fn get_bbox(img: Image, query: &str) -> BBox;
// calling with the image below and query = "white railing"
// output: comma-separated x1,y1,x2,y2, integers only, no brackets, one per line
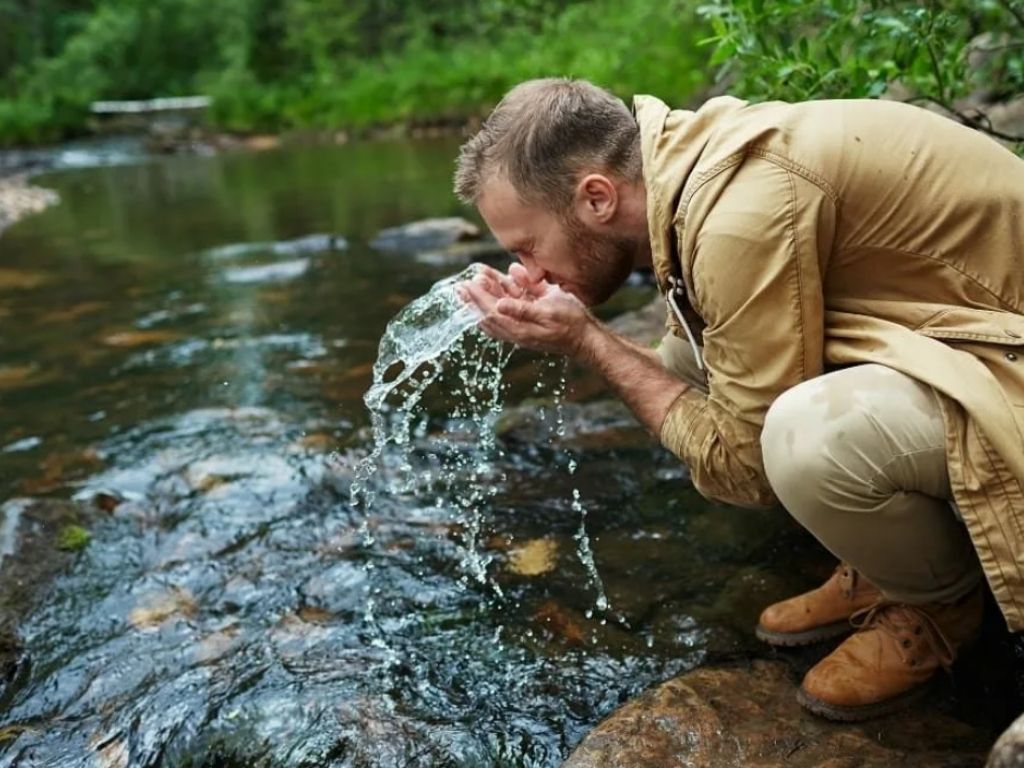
90,96,211,115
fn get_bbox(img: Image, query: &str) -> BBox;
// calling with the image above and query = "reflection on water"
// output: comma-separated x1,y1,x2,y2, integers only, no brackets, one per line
0,140,822,766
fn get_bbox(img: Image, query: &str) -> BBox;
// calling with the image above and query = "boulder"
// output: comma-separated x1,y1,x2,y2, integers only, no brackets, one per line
562,660,992,768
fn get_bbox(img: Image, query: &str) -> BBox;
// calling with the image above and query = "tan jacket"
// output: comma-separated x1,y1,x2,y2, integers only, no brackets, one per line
634,95,1024,630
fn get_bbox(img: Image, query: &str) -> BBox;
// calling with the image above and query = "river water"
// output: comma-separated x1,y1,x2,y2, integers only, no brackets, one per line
0,139,1006,766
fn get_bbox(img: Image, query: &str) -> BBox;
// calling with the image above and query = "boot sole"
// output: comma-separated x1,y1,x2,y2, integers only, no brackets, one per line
796,678,935,722
754,620,851,648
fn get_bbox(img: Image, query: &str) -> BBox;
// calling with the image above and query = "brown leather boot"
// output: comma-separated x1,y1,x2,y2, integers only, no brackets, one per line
797,586,984,721
756,563,882,647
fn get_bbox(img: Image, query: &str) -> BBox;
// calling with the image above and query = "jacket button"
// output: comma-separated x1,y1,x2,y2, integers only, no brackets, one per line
1007,352,1019,362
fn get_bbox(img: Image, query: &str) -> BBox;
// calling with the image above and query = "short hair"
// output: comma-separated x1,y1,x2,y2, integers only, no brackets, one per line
454,78,642,213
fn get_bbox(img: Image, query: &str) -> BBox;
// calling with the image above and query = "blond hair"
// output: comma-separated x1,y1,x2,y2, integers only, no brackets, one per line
454,78,642,213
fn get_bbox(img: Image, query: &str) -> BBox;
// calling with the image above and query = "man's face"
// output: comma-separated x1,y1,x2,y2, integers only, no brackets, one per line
477,178,636,307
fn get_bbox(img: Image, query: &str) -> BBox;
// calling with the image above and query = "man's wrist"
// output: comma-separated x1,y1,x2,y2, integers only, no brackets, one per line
573,317,607,363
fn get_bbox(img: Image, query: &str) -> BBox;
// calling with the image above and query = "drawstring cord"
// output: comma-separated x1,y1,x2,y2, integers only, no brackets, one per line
665,275,705,372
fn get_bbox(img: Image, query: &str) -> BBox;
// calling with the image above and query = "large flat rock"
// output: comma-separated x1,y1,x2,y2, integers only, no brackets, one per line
562,660,991,768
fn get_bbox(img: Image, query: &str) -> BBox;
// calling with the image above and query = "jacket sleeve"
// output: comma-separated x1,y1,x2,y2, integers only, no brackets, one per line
660,158,834,508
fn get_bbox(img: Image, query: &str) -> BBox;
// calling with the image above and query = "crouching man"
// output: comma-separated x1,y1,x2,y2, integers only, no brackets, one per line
456,78,1024,721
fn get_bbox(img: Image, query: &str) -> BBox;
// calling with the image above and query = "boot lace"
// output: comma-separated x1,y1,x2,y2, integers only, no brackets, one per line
849,601,957,669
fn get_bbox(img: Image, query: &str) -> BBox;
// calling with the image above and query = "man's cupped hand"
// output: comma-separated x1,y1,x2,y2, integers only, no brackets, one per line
457,264,595,357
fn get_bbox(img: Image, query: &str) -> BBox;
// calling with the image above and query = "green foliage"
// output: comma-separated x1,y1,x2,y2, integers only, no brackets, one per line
56,524,91,552
0,0,710,144
263,0,707,132
698,0,1024,149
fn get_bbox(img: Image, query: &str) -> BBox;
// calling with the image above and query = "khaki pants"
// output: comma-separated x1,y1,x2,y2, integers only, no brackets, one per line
659,332,982,604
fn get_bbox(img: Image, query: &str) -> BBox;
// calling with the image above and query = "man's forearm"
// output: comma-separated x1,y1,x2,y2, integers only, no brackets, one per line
575,319,689,436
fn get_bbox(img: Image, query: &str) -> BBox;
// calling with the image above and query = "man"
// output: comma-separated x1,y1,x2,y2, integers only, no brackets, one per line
455,77,1024,721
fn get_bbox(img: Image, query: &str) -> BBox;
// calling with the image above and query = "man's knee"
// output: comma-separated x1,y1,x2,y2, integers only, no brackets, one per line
760,379,844,521
760,365,948,519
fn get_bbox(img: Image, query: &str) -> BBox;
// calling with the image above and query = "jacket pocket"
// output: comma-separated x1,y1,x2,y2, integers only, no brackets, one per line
916,308,1024,345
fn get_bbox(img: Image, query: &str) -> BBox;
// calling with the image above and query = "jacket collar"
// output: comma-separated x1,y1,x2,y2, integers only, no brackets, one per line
633,94,747,293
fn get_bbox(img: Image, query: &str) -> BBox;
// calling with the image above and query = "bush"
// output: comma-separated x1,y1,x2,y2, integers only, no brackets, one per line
698,0,1024,150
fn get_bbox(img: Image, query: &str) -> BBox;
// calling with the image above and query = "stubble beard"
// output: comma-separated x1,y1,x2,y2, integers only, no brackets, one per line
567,221,639,307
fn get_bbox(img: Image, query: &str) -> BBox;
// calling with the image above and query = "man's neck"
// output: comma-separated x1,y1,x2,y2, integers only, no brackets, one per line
620,181,653,269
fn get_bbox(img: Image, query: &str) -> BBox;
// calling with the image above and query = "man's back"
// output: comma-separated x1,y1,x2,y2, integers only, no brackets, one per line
750,99,1023,312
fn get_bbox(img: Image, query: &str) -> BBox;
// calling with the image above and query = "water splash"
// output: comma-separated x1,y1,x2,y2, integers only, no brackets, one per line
347,265,514,652
548,359,611,615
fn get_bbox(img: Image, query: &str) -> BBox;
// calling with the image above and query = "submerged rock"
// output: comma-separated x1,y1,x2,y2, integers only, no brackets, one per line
370,217,481,253
414,239,509,267
495,398,652,452
562,660,991,768
0,174,59,237
203,233,347,260
222,258,310,284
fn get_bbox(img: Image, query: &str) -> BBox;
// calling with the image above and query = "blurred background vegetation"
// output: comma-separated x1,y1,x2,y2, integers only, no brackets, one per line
0,0,1021,148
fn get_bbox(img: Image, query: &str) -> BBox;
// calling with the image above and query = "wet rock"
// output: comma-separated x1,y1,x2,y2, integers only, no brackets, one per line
496,398,652,452
90,733,129,768
533,599,588,646
415,239,510,267
0,267,50,291
203,233,346,260
0,173,59,237
40,300,107,324
562,660,992,768
507,537,559,576
0,364,46,390
128,587,198,630
191,623,242,665
0,625,19,682
370,217,481,253
292,432,337,453
268,233,346,256
222,258,310,284
101,329,182,348
0,498,90,681
91,489,124,513
20,446,103,494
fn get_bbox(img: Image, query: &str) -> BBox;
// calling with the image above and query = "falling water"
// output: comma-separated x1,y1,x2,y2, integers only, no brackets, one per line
350,264,611,649
348,264,513,645
548,360,611,615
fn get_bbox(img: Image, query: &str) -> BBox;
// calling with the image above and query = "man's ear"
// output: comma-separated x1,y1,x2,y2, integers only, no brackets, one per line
575,174,618,226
